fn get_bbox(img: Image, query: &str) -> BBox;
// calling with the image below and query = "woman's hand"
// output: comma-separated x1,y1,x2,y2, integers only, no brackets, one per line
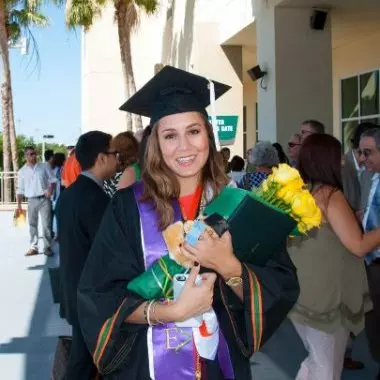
180,231,242,280
172,265,217,321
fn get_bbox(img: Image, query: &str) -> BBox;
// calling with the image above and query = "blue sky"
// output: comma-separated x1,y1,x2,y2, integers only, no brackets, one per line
5,3,81,146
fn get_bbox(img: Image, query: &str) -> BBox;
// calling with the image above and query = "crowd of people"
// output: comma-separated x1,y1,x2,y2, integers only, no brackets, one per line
15,130,145,254
220,119,380,380
15,66,380,380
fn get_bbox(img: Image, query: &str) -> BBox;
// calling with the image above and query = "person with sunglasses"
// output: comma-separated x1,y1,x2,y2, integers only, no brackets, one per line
16,146,56,257
56,131,118,380
359,127,380,380
342,123,377,215
340,122,378,371
287,133,302,167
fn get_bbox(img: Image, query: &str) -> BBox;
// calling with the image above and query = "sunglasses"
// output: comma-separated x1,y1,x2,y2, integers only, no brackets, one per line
288,142,301,148
26,152,36,156
104,151,119,158
358,149,372,158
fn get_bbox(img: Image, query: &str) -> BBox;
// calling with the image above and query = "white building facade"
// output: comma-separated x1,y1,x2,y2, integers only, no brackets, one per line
82,0,380,156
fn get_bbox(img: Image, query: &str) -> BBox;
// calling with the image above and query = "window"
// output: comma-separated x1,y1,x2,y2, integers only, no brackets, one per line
341,70,380,152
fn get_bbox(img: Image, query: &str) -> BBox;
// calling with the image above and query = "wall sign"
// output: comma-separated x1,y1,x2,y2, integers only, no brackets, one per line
209,115,238,146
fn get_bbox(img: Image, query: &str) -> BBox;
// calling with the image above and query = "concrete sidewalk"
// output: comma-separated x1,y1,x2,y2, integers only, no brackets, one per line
0,212,70,380
0,211,377,379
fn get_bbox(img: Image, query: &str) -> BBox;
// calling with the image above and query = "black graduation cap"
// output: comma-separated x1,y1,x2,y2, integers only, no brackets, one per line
119,66,231,127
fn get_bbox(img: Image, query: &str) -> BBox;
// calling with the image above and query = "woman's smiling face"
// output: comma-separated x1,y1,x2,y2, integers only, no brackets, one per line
157,111,210,181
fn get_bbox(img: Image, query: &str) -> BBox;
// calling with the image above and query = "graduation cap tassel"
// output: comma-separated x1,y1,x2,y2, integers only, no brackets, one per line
207,79,220,151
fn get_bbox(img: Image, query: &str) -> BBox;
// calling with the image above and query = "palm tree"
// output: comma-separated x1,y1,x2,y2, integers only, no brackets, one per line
0,0,12,201
0,0,47,201
66,0,158,131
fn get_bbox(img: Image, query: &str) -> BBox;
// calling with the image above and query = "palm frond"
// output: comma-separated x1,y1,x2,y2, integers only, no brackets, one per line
120,0,158,32
24,0,44,11
51,0,65,6
22,27,42,76
9,8,49,28
65,0,103,29
6,21,21,45
4,0,49,77
95,0,107,7
133,0,158,15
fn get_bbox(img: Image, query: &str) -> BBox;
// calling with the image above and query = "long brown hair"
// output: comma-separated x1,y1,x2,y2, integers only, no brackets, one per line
298,133,343,190
142,113,229,230
298,133,343,212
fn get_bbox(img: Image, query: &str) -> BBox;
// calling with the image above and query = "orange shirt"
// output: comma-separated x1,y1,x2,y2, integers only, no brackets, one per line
62,154,81,188
179,185,203,220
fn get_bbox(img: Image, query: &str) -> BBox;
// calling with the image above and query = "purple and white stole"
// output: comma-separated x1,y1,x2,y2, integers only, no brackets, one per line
132,183,235,380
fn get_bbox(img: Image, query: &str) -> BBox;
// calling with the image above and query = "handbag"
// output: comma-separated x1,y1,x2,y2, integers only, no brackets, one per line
51,336,72,380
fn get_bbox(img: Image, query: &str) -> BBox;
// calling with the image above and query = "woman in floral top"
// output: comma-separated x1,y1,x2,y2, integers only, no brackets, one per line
239,141,280,190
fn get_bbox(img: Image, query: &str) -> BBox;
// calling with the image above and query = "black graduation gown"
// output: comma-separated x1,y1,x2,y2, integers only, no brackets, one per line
56,174,110,325
77,187,300,379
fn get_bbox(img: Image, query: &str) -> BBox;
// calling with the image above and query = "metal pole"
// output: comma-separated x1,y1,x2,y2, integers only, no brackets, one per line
41,135,54,162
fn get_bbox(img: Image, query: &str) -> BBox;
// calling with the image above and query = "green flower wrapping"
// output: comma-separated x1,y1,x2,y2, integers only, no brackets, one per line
127,254,187,300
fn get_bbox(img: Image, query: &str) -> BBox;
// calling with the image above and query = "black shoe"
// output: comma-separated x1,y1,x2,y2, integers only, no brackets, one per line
44,248,53,257
344,357,364,370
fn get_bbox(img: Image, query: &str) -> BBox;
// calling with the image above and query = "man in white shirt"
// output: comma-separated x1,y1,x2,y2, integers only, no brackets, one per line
359,128,380,380
16,146,56,256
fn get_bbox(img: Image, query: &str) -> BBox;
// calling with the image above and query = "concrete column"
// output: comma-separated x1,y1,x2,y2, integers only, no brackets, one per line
256,6,333,146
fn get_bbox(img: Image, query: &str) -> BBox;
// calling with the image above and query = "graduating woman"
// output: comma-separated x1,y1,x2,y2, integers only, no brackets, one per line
77,66,300,379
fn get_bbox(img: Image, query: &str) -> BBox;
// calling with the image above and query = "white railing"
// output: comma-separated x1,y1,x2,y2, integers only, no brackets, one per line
0,171,18,204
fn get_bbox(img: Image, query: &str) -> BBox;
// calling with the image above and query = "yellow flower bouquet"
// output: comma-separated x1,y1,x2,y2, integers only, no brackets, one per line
254,164,321,235
128,165,321,300
202,164,321,265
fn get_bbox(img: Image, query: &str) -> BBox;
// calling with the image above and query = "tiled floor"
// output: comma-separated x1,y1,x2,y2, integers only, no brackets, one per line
0,211,377,379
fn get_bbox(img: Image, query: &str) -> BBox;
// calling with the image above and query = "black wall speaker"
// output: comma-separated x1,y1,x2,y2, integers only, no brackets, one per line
247,65,267,81
310,9,328,30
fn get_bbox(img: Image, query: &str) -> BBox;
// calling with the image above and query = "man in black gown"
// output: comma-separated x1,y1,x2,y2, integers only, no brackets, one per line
56,131,118,380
